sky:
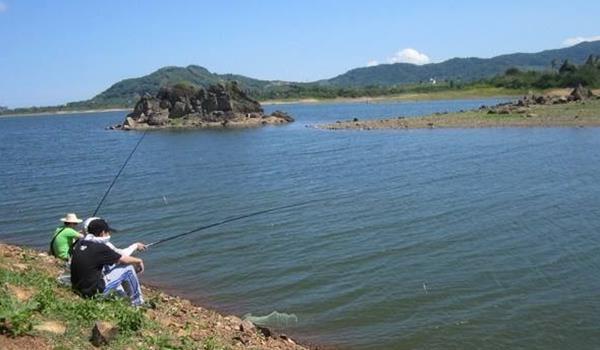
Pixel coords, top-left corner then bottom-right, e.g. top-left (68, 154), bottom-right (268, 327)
top-left (1, 0), bottom-right (599, 108)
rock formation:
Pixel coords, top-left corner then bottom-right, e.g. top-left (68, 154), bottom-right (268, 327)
top-left (483, 85), bottom-right (598, 115)
top-left (570, 84), bottom-right (595, 101)
top-left (114, 82), bottom-right (293, 129)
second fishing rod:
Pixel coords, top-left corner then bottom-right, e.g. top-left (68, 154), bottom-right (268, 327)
top-left (93, 130), bottom-right (148, 217)
top-left (146, 199), bottom-right (321, 248)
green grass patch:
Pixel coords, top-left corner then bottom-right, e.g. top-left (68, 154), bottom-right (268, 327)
top-left (1, 267), bottom-right (144, 345)
top-left (0, 257), bottom-right (203, 349)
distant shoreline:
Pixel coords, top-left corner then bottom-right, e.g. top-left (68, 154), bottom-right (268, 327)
top-left (1, 88), bottom-right (527, 118)
top-left (0, 88), bottom-right (581, 118)
top-left (260, 87), bottom-right (526, 105)
top-left (0, 108), bottom-right (132, 118)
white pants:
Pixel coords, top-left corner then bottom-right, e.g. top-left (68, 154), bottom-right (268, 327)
top-left (102, 264), bottom-right (144, 306)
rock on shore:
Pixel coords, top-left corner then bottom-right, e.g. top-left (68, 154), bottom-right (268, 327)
top-left (482, 84), bottom-right (598, 115)
top-left (113, 81), bottom-right (294, 130)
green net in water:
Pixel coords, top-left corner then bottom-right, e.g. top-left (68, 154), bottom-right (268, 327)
top-left (243, 311), bottom-right (298, 328)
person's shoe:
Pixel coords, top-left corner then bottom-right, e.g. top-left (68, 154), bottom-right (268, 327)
top-left (136, 300), bottom-right (157, 309)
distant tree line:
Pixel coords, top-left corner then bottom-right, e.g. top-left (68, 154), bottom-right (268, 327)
top-left (487, 55), bottom-right (600, 89)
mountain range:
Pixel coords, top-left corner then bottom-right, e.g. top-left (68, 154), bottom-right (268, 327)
top-left (77, 40), bottom-right (600, 107)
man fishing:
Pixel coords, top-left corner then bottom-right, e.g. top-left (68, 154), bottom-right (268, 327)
top-left (71, 218), bottom-right (145, 306)
top-left (83, 217), bottom-right (147, 256)
top-left (50, 213), bottom-right (84, 261)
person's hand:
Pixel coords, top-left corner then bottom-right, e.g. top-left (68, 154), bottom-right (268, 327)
top-left (136, 242), bottom-right (147, 251)
top-left (136, 260), bottom-right (145, 274)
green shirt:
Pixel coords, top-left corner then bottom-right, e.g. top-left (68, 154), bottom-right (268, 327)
top-left (51, 226), bottom-right (80, 260)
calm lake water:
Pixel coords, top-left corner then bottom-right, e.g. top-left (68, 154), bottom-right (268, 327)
top-left (1, 98), bottom-right (600, 349)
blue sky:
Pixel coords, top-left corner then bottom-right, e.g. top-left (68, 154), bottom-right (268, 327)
top-left (1, 0), bottom-right (599, 107)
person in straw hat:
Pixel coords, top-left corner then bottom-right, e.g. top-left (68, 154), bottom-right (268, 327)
top-left (50, 213), bottom-right (84, 261)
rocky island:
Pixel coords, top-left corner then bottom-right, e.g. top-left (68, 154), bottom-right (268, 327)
top-left (114, 82), bottom-right (294, 130)
top-left (320, 85), bottom-right (600, 130)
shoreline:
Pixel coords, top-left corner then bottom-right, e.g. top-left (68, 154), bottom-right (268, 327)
top-left (260, 87), bottom-right (527, 105)
top-left (138, 278), bottom-right (336, 349)
top-left (1, 88), bottom-right (527, 118)
top-left (262, 88), bottom-right (600, 106)
top-left (3, 88), bottom-right (599, 118)
top-left (0, 242), bottom-right (318, 349)
top-left (0, 108), bottom-right (132, 118)
top-left (319, 93), bottom-right (600, 130)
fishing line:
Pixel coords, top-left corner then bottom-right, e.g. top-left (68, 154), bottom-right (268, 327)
top-left (93, 130), bottom-right (148, 216)
top-left (146, 199), bottom-right (321, 248)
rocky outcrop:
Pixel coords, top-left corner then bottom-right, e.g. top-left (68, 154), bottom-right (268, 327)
top-left (482, 85), bottom-right (597, 115)
top-left (570, 84), bottom-right (595, 101)
top-left (114, 82), bottom-right (293, 129)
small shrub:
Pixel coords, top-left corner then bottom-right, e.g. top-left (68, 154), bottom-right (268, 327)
top-left (33, 280), bottom-right (57, 312)
top-left (0, 294), bottom-right (37, 336)
top-left (114, 303), bottom-right (144, 333)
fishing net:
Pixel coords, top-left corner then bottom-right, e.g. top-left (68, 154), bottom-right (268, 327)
top-left (243, 311), bottom-right (298, 328)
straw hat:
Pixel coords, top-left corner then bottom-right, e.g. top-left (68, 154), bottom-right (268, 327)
top-left (60, 213), bottom-right (82, 224)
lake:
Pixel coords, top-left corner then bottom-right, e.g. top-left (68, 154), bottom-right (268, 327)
top-left (1, 98), bottom-right (600, 349)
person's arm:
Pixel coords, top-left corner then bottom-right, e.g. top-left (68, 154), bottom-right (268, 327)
top-left (119, 255), bottom-right (144, 273)
top-left (110, 242), bottom-right (145, 257)
top-left (66, 228), bottom-right (83, 240)
top-left (106, 242), bottom-right (127, 256)
top-left (121, 242), bottom-right (145, 256)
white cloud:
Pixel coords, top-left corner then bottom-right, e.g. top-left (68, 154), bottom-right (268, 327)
top-left (388, 48), bottom-right (430, 65)
top-left (366, 60), bottom-right (379, 67)
top-left (0, 2), bottom-right (7, 13)
top-left (562, 35), bottom-right (600, 47)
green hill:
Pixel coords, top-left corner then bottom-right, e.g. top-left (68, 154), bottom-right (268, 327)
top-left (89, 41), bottom-right (600, 105)
top-left (88, 65), bottom-right (278, 106)
top-left (324, 41), bottom-right (600, 86)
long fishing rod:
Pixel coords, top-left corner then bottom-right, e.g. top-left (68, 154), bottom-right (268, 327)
top-left (92, 130), bottom-right (148, 216)
top-left (146, 199), bottom-right (320, 248)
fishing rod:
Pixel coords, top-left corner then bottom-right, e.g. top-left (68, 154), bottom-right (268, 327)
top-left (92, 130), bottom-right (148, 216)
top-left (146, 199), bottom-right (320, 248)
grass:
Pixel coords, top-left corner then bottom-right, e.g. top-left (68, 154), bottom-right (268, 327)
top-left (0, 249), bottom-right (232, 350)
top-left (0, 266), bottom-right (147, 348)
